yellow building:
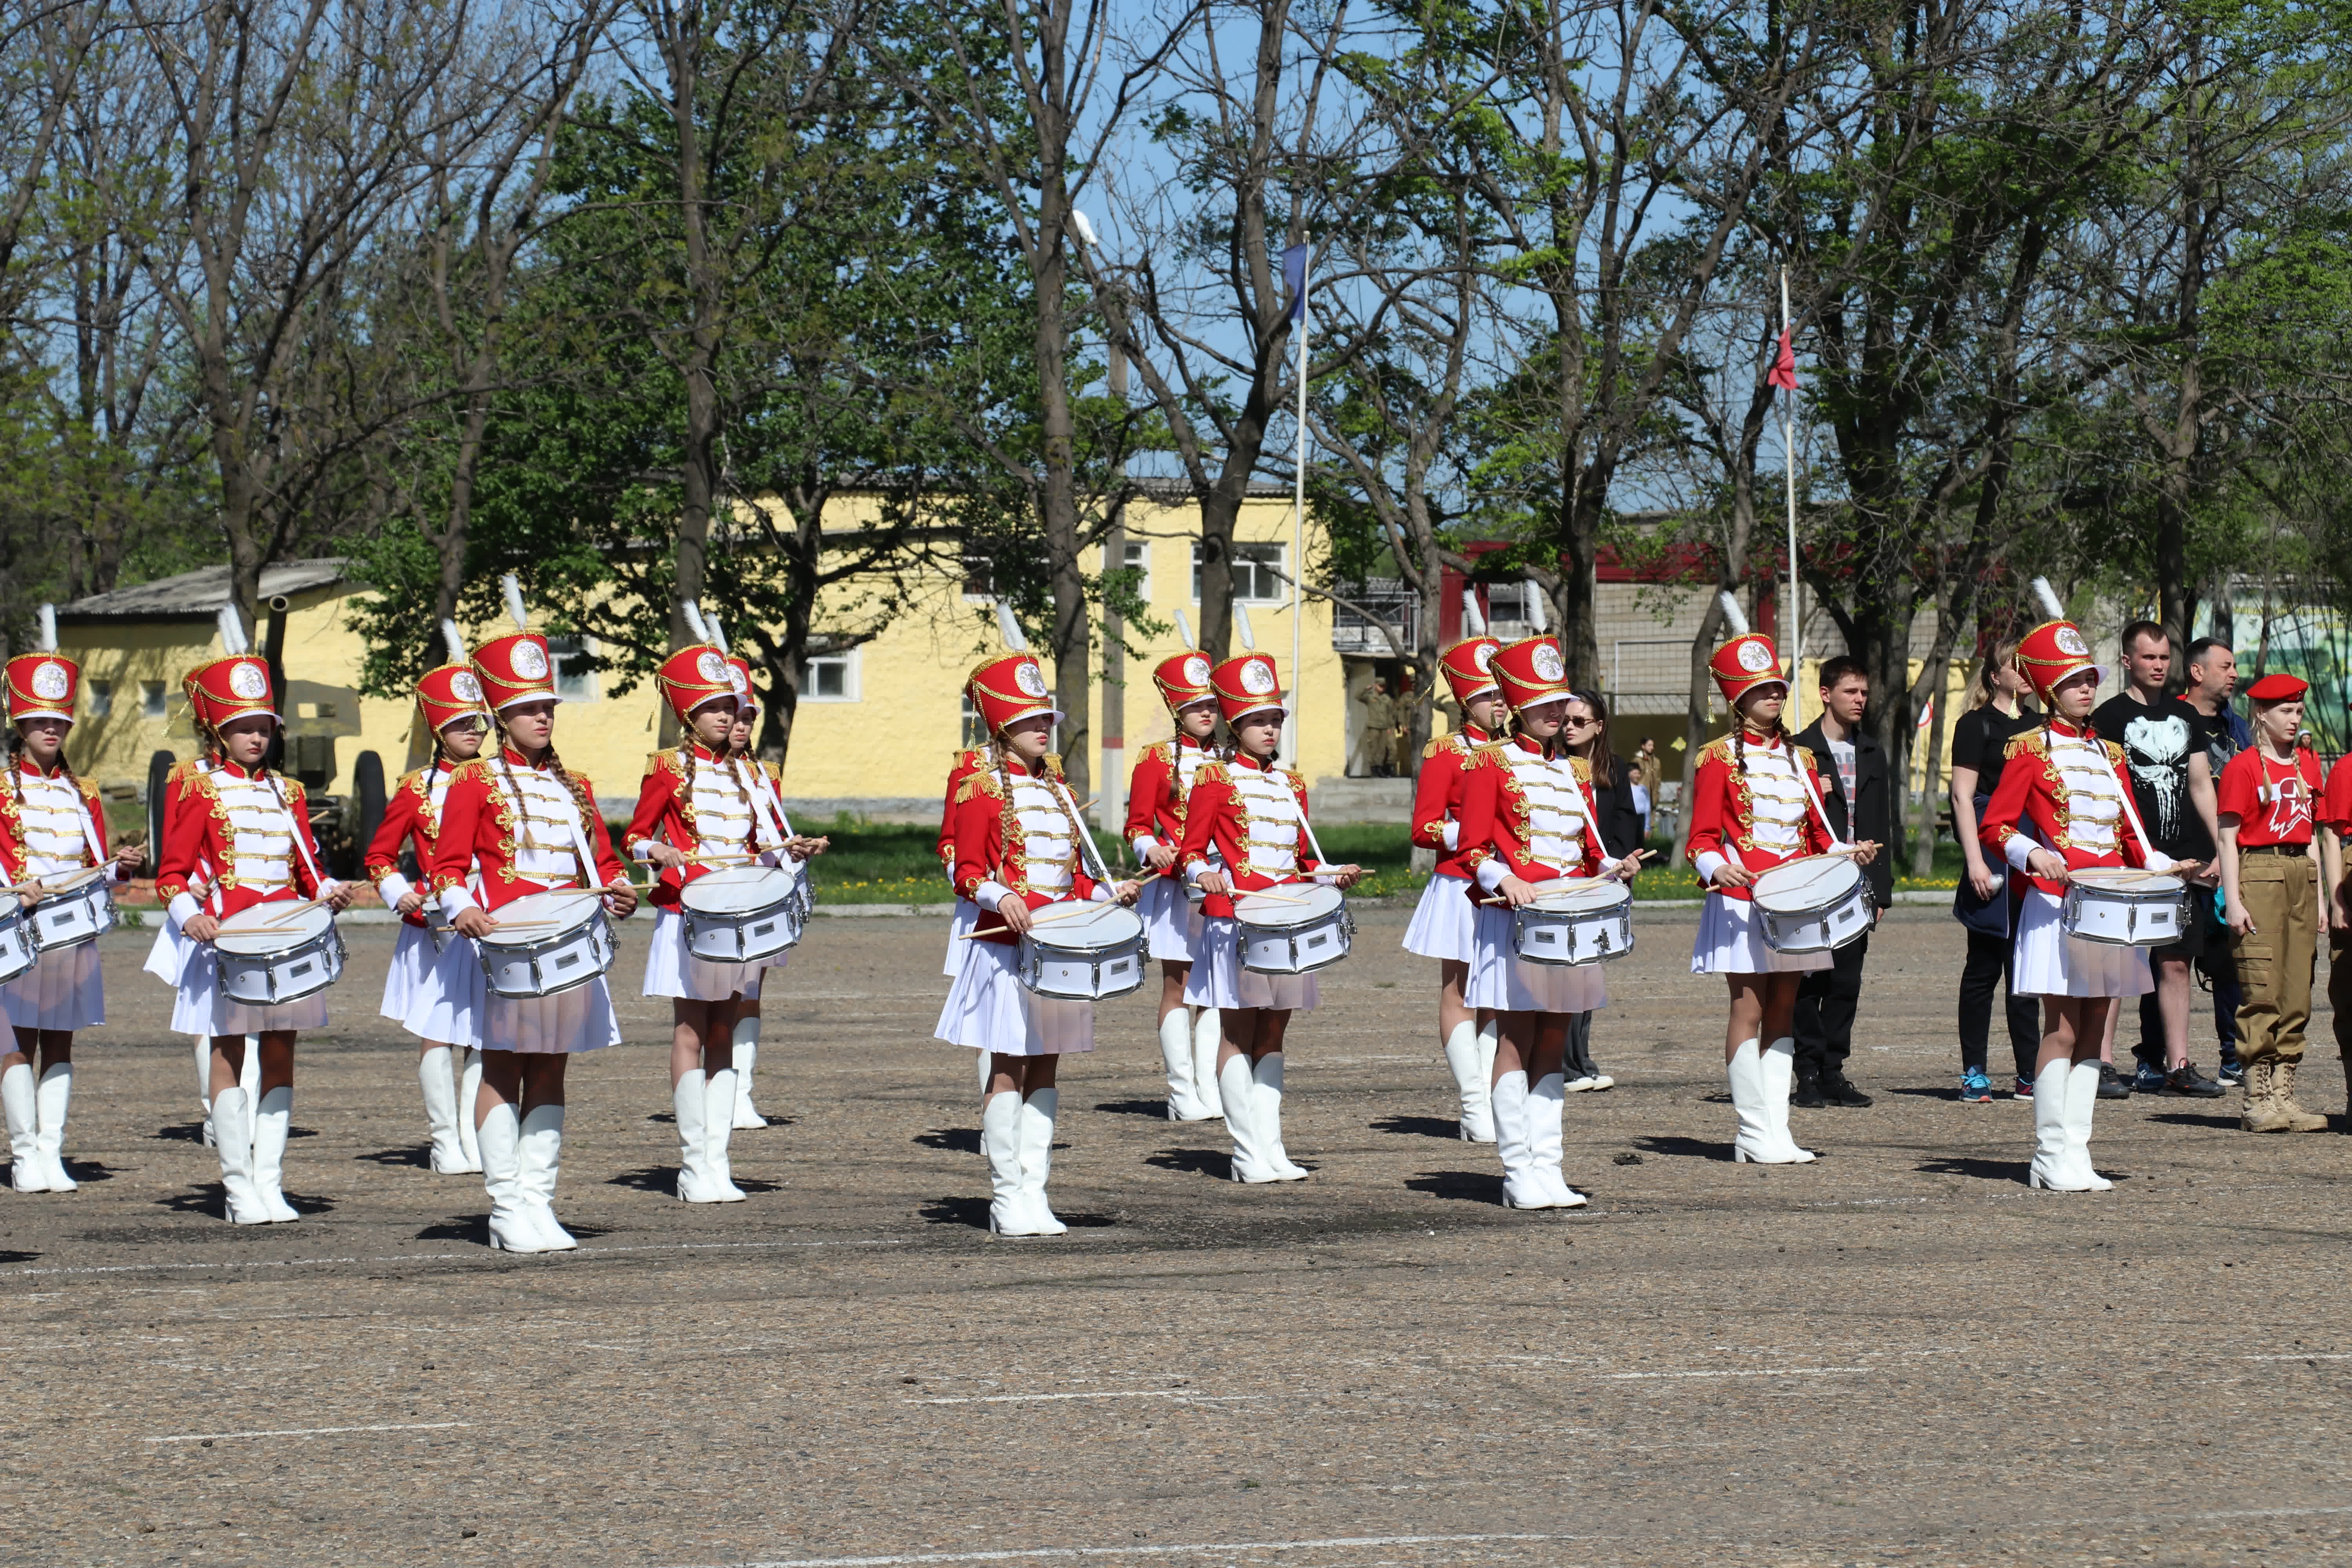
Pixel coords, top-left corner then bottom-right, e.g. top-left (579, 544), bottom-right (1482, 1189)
top-left (53, 492), bottom-right (1350, 838)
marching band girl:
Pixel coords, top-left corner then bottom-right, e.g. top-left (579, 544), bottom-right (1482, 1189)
top-left (1403, 613), bottom-right (1507, 1141)
top-left (143, 726), bottom-right (260, 1145)
top-left (1123, 645), bottom-right (1225, 1121)
top-left (1, 607), bottom-right (142, 1192)
top-left (363, 622), bottom-right (491, 1175)
top-left (1979, 581), bottom-right (2180, 1189)
top-left (158, 609), bottom-right (358, 1222)
top-left (433, 579), bottom-right (639, 1252)
top-left (1179, 649), bottom-right (1364, 1183)
top-left (936, 650), bottom-right (1139, 1235)
top-left (1454, 634), bottom-right (1642, 1209)
top-left (1686, 595), bottom-right (1873, 1164)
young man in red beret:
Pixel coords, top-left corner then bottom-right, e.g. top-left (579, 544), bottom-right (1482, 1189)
top-left (2216, 672), bottom-right (2328, 1131)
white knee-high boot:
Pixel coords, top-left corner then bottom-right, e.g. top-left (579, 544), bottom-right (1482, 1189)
top-left (731, 1014), bottom-right (768, 1129)
top-left (2064, 1058), bottom-right (2112, 1190)
top-left (1252, 1054), bottom-right (1309, 1181)
top-left (195, 1038), bottom-right (216, 1146)
top-left (1492, 1069), bottom-right (1545, 1209)
top-left (1017, 1087), bottom-right (1067, 1235)
top-left (1191, 1009), bottom-right (1223, 1118)
top-left (1759, 1036), bottom-right (1815, 1163)
top-left (517, 1103), bottom-right (575, 1250)
top-left (251, 1086), bottom-right (298, 1222)
top-left (1158, 1009), bottom-right (1206, 1120)
top-left (983, 1090), bottom-right (1044, 1235)
top-left (419, 1046), bottom-right (467, 1173)
top-left (1445, 1020), bottom-right (1495, 1142)
top-left (2028, 1058), bottom-right (2088, 1189)
top-left (1220, 1055), bottom-right (1278, 1183)
top-left (1726, 1039), bottom-right (1778, 1163)
top-left (1528, 1071), bottom-right (1585, 1207)
top-left (34, 1062), bottom-right (74, 1192)
top-left (210, 1088), bottom-right (267, 1223)
top-left (454, 1049), bottom-right (483, 1172)
top-left (477, 1101), bottom-right (539, 1251)
top-left (3, 1062), bottom-right (44, 1192)
top-left (673, 1069), bottom-right (720, 1203)
top-left (704, 1068), bottom-right (746, 1201)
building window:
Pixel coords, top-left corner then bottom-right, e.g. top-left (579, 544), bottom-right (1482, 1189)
top-left (962, 553), bottom-right (996, 601)
top-left (141, 681), bottom-right (166, 719)
top-left (1192, 542), bottom-right (1286, 602)
top-left (1120, 539), bottom-right (1151, 597)
top-left (801, 649), bottom-right (858, 702)
top-left (547, 635), bottom-right (597, 702)
top-left (87, 680), bottom-right (112, 718)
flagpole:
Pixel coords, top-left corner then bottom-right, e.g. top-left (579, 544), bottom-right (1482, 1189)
top-left (1780, 267), bottom-right (1802, 733)
top-left (1289, 247), bottom-right (1308, 771)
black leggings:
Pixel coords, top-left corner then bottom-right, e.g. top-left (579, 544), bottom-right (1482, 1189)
top-left (1958, 928), bottom-right (2038, 1081)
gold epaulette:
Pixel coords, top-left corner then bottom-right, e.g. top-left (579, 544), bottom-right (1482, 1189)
top-left (1422, 737), bottom-right (1443, 761)
top-left (1697, 735), bottom-right (1739, 767)
top-left (1570, 755), bottom-right (1593, 783)
top-left (2002, 730), bottom-right (2049, 762)
top-left (1283, 768), bottom-right (1307, 793)
top-left (953, 771), bottom-right (1004, 805)
top-left (1195, 760), bottom-right (1230, 788)
top-left (1793, 743), bottom-right (1817, 771)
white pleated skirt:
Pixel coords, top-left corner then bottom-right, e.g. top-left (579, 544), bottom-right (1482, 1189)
top-left (1137, 875), bottom-right (1204, 962)
top-left (483, 976), bottom-right (622, 1054)
top-left (942, 898), bottom-right (978, 978)
top-left (147, 919), bottom-right (225, 1036)
top-left (1183, 916), bottom-right (1320, 1012)
top-left (378, 924), bottom-right (485, 1046)
top-left (641, 907), bottom-right (757, 1001)
top-left (1466, 905), bottom-right (1608, 1013)
top-left (379, 922), bottom-right (431, 1023)
top-left (933, 938), bottom-right (1094, 1057)
top-left (2014, 887), bottom-right (2153, 998)
top-left (1689, 892), bottom-right (1833, 976)
top-left (173, 943), bottom-right (329, 1035)
top-left (1402, 872), bottom-right (1477, 962)
top-left (1, 943), bottom-right (103, 1031)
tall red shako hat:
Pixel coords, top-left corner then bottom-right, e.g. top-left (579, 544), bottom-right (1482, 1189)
top-left (5, 605), bottom-right (78, 725)
top-left (966, 601), bottom-right (1062, 737)
top-left (184, 605), bottom-right (279, 732)
top-left (1707, 591), bottom-right (1785, 707)
top-left (700, 610), bottom-right (757, 717)
top-left (1492, 635), bottom-right (1572, 711)
top-left (416, 619), bottom-right (491, 735)
top-left (1207, 600), bottom-right (1285, 724)
top-left (471, 575), bottom-right (561, 712)
top-left (2013, 577), bottom-right (2104, 705)
top-left (1439, 587), bottom-right (1502, 708)
top-left (1152, 610), bottom-right (1214, 719)
top-left (655, 601), bottom-right (736, 723)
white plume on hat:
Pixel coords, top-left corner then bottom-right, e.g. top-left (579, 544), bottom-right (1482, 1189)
top-left (440, 619), bottom-right (468, 664)
top-left (216, 604), bottom-right (250, 655)
top-left (1175, 608), bottom-right (1194, 650)
top-left (1233, 598), bottom-right (1256, 651)
top-left (681, 600), bottom-right (713, 645)
top-left (1461, 588), bottom-right (1486, 637)
top-left (994, 602), bottom-right (1029, 653)
top-left (501, 574), bottom-right (530, 632)
top-left (706, 613), bottom-right (731, 656)
top-left (1716, 590), bottom-right (1750, 637)
top-left (2029, 576), bottom-right (2067, 622)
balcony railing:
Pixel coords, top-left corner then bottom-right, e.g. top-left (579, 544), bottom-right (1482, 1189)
top-left (1330, 579), bottom-right (1418, 657)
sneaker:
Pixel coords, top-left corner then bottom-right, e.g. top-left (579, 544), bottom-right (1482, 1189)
top-left (2220, 1059), bottom-right (2245, 1087)
top-left (2096, 1063), bottom-right (2133, 1100)
top-left (1959, 1067), bottom-right (1994, 1103)
top-left (2132, 1060), bottom-right (2169, 1093)
top-left (1822, 1076), bottom-right (1875, 1107)
top-left (2164, 1061), bottom-right (2226, 1098)
top-left (2013, 1076), bottom-right (2034, 1100)
top-left (1790, 1079), bottom-right (1828, 1109)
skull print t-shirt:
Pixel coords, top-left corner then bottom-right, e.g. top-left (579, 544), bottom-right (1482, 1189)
top-left (2091, 692), bottom-right (2218, 861)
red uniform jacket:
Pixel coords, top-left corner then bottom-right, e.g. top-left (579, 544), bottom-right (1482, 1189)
top-left (935, 747), bottom-right (991, 882)
top-left (947, 756), bottom-right (1103, 945)
top-left (155, 760), bottom-right (330, 918)
top-left (429, 748), bottom-right (624, 913)
top-left (1408, 723), bottom-right (1496, 881)
top-left (1978, 721), bottom-right (2158, 897)
top-left (362, 761), bottom-right (461, 927)
top-left (1682, 731), bottom-right (1836, 903)
top-left (621, 744), bottom-right (763, 910)
top-left (1122, 733), bottom-right (1214, 880)
top-left (0, 760), bottom-right (114, 886)
top-left (1176, 753), bottom-right (1328, 919)
top-left (1454, 739), bottom-right (1606, 886)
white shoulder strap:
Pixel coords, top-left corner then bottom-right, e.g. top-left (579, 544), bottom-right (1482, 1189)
top-left (1786, 742), bottom-right (1851, 849)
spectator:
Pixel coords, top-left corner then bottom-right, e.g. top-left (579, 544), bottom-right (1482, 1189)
top-left (1559, 690), bottom-right (1638, 1092)
top-left (2183, 637), bottom-right (2249, 1083)
top-left (1354, 676), bottom-right (1398, 778)
top-left (1790, 656), bottom-right (1891, 1108)
top-left (1948, 639), bottom-right (2042, 1102)
top-left (1633, 737), bottom-right (1662, 840)
top-left (2087, 623), bottom-right (2225, 1100)
top-left (2216, 673), bottom-right (2327, 1131)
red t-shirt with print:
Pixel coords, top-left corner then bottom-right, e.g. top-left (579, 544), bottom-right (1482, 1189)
top-left (2216, 746), bottom-right (2322, 848)
top-left (2319, 753), bottom-right (2352, 833)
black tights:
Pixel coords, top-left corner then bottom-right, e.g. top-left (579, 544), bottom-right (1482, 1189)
top-left (1958, 929), bottom-right (2038, 1082)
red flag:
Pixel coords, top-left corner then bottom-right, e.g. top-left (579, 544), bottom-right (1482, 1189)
top-left (1767, 327), bottom-right (1798, 391)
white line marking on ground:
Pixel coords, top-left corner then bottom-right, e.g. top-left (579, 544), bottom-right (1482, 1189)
top-left (2240, 1352), bottom-right (2352, 1360)
top-left (8, 1237), bottom-right (906, 1279)
top-left (146, 1421), bottom-right (470, 1443)
top-left (1602, 1366), bottom-right (1871, 1380)
top-left (904, 1391), bottom-right (1267, 1406)
top-left (667, 1533), bottom-right (1568, 1568)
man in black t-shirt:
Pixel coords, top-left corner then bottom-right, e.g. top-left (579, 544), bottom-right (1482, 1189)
top-left (2089, 622), bottom-right (2224, 1099)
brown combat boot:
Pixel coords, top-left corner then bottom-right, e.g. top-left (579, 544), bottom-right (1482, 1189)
top-left (2241, 1059), bottom-right (2290, 1132)
top-left (2273, 1060), bottom-right (2329, 1132)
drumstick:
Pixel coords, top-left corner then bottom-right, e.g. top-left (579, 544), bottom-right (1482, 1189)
top-left (258, 897), bottom-right (329, 927)
top-left (956, 901), bottom-right (1107, 940)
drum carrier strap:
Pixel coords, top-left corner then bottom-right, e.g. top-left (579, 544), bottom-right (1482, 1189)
top-left (737, 757), bottom-right (793, 851)
top-left (1048, 774), bottom-right (1122, 895)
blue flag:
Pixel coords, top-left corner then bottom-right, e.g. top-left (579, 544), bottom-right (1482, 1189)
top-left (1283, 243), bottom-right (1308, 322)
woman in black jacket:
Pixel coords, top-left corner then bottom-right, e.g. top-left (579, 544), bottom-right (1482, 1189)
top-left (1559, 690), bottom-right (1640, 1090)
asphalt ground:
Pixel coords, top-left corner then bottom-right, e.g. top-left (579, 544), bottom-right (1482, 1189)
top-left (7, 907), bottom-right (2352, 1568)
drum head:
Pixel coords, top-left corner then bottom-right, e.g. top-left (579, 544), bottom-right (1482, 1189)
top-left (38, 866), bottom-right (108, 896)
top-left (1027, 900), bottom-right (1143, 946)
top-left (1234, 883), bottom-right (1343, 924)
top-left (484, 890), bottom-right (602, 946)
top-left (1751, 855), bottom-right (1862, 912)
top-left (2069, 866), bottom-right (2183, 894)
top-left (681, 864), bottom-right (799, 915)
top-left (1529, 877), bottom-right (1631, 914)
top-left (215, 901), bottom-right (334, 953)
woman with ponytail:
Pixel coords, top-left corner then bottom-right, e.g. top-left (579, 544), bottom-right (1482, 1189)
top-left (362, 622), bottom-right (492, 1175)
top-left (0, 606), bottom-right (143, 1192)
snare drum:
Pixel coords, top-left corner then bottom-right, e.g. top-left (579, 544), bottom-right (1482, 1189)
top-left (1016, 901), bottom-right (1146, 1000)
top-left (476, 890), bottom-right (615, 998)
top-left (1235, 884), bottom-right (1354, 975)
top-left (27, 866), bottom-right (115, 952)
top-left (2062, 867), bottom-right (2190, 948)
top-left (0, 901), bottom-right (34, 987)
top-left (680, 865), bottom-right (806, 963)
top-left (1513, 878), bottom-right (1635, 966)
top-left (213, 902), bottom-right (347, 1006)
top-left (1751, 854), bottom-right (1874, 953)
